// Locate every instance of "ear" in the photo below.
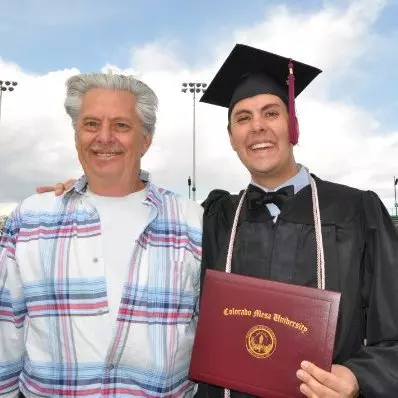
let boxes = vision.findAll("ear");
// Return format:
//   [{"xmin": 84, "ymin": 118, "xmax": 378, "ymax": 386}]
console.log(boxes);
[
  {"xmin": 141, "ymin": 133, "xmax": 153, "ymax": 156},
  {"xmin": 228, "ymin": 126, "xmax": 238, "ymax": 152},
  {"xmin": 74, "ymin": 131, "xmax": 79, "ymax": 149}
]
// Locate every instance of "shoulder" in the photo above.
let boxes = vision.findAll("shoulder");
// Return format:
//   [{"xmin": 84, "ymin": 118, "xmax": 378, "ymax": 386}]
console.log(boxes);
[
  {"xmin": 14, "ymin": 192, "xmax": 72, "ymax": 223},
  {"xmin": 360, "ymin": 190, "xmax": 395, "ymax": 230},
  {"xmin": 314, "ymin": 176, "xmax": 386, "ymax": 208},
  {"xmin": 0, "ymin": 193, "xmax": 60, "ymax": 244},
  {"xmin": 148, "ymin": 183, "xmax": 203, "ymax": 227},
  {"xmin": 314, "ymin": 176, "xmax": 363, "ymax": 202},
  {"xmin": 314, "ymin": 176, "xmax": 392, "ymax": 224},
  {"xmin": 313, "ymin": 176, "xmax": 365, "ymax": 218},
  {"xmin": 201, "ymin": 189, "xmax": 241, "ymax": 217},
  {"xmin": 19, "ymin": 192, "xmax": 63, "ymax": 212},
  {"xmin": 200, "ymin": 189, "xmax": 244, "ymax": 235},
  {"xmin": 0, "ymin": 193, "xmax": 62, "ymax": 222},
  {"xmin": 6, "ymin": 192, "xmax": 79, "ymax": 232}
]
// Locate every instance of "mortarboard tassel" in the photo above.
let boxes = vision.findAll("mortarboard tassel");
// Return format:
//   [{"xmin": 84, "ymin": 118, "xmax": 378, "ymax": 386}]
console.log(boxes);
[{"xmin": 288, "ymin": 60, "xmax": 299, "ymax": 145}]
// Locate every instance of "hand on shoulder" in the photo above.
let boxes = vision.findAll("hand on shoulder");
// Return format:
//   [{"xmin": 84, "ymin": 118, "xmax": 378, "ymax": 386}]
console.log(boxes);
[{"xmin": 36, "ymin": 179, "xmax": 76, "ymax": 196}]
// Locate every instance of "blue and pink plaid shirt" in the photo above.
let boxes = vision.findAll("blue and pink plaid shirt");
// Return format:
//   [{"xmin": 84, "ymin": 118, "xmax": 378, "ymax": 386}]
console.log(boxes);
[{"xmin": 0, "ymin": 175, "xmax": 203, "ymax": 397}]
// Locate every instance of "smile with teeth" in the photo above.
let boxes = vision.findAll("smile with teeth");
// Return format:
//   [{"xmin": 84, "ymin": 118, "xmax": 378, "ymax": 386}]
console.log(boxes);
[
  {"xmin": 250, "ymin": 142, "xmax": 275, "ymax": 150},
  {"xmin": 93, "ymin": 150, "xmax": 122, "ymax": 158}
]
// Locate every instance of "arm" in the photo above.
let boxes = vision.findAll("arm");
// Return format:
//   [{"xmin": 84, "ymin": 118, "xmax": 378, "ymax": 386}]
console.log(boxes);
[
  {"xmin": 0, "ymin": 210, "xmax": 27, "ymax": 397},
  {"xmin": 343, "ymin": 191, "xmax": 398, "ymax": 396},
  {"xmin": 195, "ymin": 191, "xmax": 234, "ymax": 398},
  {"xmin": 199, "ymin": 190, "xmax": 235, "ymax": 292},
  {"xmin": 298, "ymin": 191, "xmax": 398, "ymax": 397}
]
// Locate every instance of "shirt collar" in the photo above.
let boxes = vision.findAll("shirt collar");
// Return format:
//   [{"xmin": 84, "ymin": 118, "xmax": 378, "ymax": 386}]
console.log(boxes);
[
  {"xmin": 251, "ymin": 164, "xmax": 310, "ymax": 194},
  {"xmin": 66, "ymin": 170, "xmax": 163, "ymax": 209}
]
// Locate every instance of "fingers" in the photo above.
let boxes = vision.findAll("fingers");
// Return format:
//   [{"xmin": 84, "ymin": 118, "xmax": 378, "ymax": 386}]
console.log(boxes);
[
  {"xmin": 298, "ymin": 382, "xmax": 318, "ymax": 397},
  {"xmin": 36, "ymin": 186, "xmax": 56, "ymax": 194},
  {"xmin": 297, "ymin": 369, "xmax": 325, "ymax": 397},
  {"xmin": 54, "ymin": 183, "xmax": 67, "ymax": 196},
  {"xmin": 297, "ymin": 361, "xmax": 339, "ymax": 398},
  {"xmin": 302, "ymin": 361, "xmax": 340, "ymax": 390},
  {"xmin": 297, "ymin": 361, "xmax": 360, "ymax": 398},
  {"xmin": 64, "ymin": 179, "xmax": 76, "ymax": 191},
  {"xmin": 35, "ymin": 182, "xmax": 70, "ymax": 196}
]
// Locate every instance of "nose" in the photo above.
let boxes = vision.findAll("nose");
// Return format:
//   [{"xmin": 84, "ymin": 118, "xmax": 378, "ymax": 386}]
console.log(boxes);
[
  {"xmin": 250, "ymin": 114, "xmax": 265, "ymax": 133},
  {"xmin": 97, "ymin": 122, "xmax": 114, "ymax": 143}
]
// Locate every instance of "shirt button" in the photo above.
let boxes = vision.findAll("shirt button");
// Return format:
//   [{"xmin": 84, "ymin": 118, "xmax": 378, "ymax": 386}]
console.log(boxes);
[
  {"xmin": 107, "ymin": 364, "xmax": 115, "ymax": 371},
  {"xmin": 92, "ymin": 257, "xmax": 99, "ymax": 263}
]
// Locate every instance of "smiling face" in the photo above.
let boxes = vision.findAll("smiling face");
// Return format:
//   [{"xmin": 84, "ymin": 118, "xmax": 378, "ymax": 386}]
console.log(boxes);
[
  {"xmin": 229, "ymin": 93, "xmax": 297, "ymax": 188},
  {"xmin": 75, "ymin": 87, "xmax": 152, "ymax": 195}
]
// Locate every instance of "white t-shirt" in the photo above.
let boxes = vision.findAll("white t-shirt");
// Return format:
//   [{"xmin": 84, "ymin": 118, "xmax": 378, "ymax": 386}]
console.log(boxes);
[{"xmin": 86, "ymin": 186, "xmax": 150, "ymax": 327}]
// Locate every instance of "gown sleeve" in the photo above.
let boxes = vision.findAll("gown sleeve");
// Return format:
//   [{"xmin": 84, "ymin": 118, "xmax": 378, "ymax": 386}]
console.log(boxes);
[
  {"xmin": 200, "ymin": 190, "xmax": 236, "ymax": 291},
  {"xmin": 344, "ymin": 190, "xmax": 398, "ymax": 396},
  {"xmin": 196, "ymin": 190, "xmax": 235, "ymax": 398}
]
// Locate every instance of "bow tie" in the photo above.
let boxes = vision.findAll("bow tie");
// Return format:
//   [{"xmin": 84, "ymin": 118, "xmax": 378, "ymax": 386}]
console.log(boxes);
[{"xmin": 247, "ymin": 184, "xmax": 295, "ymax": 211}]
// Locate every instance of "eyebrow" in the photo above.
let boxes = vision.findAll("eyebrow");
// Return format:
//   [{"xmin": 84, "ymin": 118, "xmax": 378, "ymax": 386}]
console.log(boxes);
[
  {"xmin": 81, "ymin": 116, "xmax": 133, "ymax": 122},
  {"xmin": 233, "ymin": 102, "xmax": 281, "ymax": 118},
  {"xmin": 82, "ymin": 115, "xmax": 101, "ymax": 121}
]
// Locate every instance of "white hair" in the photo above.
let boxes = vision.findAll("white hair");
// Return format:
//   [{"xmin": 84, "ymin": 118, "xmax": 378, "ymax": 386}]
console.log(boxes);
[{"xmin": 64, "ymin": 73, "xmax": 158, "ymax": 135}]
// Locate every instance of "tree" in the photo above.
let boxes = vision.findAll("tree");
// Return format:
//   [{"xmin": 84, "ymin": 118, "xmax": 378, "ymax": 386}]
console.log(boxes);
[{"xmin": 0, "ymin": 214, "xmax": 8, "ymax": 236}]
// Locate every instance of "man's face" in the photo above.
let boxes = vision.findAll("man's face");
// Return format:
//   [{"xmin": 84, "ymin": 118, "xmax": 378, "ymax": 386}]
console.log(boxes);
[
  {"xmin": 75, "ymin": 88, "xmax": 152, "ymax": 186},
  {"xmin": 229, "ymin": 93, "xmax": 295, "ymax": 186}
]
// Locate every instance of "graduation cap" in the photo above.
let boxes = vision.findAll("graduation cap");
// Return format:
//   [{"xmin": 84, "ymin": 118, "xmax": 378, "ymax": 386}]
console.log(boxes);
[{"xmin": 200, "ymin": 44, "xmax": 322, "ymax": 144}]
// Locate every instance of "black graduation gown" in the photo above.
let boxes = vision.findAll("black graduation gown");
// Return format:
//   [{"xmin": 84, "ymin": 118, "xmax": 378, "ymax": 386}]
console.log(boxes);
[{"xmin": 196, "ymin": 176, "xmax": 398, "ymax": 398}]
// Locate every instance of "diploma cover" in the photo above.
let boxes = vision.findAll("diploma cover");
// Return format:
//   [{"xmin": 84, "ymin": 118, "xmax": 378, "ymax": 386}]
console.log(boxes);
[{"xmin": 189, "ymin": 269, "xmax": 341, "ymax": 397}]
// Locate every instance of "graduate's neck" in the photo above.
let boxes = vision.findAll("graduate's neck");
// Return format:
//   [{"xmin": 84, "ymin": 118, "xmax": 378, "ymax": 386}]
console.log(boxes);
[{"xmin": 251, "ymin": 161, "xmax": 299, "ymax": 190}]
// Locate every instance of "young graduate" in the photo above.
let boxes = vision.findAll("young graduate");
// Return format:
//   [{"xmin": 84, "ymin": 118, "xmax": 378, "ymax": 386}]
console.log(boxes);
[{"xmin": 197, "ymin": 44, "xmax": 398, "ymax": 398}]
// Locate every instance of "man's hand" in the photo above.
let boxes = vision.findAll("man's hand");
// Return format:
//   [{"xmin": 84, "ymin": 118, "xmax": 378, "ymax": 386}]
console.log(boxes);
[
  {"xmin": 297, "ymin": 361, "xmax": 359, "ymax": 397},
  {"xmin": 36, "ymin": 179, "xmax": 76, "ymax": 196}
]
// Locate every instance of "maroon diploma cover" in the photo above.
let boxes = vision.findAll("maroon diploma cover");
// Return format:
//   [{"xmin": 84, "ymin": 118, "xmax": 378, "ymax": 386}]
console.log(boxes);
[{"xmin": 189, "ymin": 269, "xmax": 341, "ymax": 397}]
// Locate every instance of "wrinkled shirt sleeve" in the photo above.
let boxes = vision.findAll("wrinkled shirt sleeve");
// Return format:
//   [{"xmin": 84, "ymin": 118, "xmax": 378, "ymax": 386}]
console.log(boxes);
[{"xmin": 0, "ymin": 208, "xmax": 26, "ymax": 397}]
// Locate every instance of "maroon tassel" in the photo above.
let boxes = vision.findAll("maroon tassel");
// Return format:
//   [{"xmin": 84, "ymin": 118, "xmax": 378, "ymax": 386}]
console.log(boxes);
[{"xmin": 288, "ymin": 59, "xmax": 299, "ymax": 145}]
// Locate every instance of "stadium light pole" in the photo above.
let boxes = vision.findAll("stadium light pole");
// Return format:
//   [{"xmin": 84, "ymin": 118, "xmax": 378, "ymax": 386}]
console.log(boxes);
[
  {"xmin": 181, "ymin": 82, "xmax": 207, "ymax": 201},
  {"xmin": 0, "ymin": 80, "xmax": 18, "ymax": 121},
  {"xmin": 394, "ymin": 176, "xmax": 398, "ymax": 216}
]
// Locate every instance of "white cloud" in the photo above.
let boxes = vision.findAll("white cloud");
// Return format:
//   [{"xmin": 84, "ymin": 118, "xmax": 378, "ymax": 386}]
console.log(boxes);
[
  {"xmin": 0, "ymin": 203, "xmax": 17, "ymax": 216},
  {"xmin": 0, "ymin": 63, "xmax": 82, "ymax": 203},
  {"xmin": 0, "ymin": 0, "xmax": 397, "ymax": 215},
  {"xmin": 131, "ymin": 41, "xmax": 186, "ymax": 73}
]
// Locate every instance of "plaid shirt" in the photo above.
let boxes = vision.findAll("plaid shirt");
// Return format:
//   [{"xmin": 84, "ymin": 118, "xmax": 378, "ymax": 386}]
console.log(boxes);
[{"xmin": 0, "ymin": 175, "xmax": 203, "ymax": 397}]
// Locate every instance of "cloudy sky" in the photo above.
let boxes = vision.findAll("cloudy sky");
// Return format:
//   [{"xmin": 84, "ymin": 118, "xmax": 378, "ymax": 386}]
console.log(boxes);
[{"xmin": 0, "ymin": 0, "xmax": 398, "ymax": 215}]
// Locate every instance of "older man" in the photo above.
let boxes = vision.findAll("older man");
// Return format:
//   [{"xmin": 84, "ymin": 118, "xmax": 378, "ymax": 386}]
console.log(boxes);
[{"xmin": 0, "ymin": 74, "xmax": 202, "ymax": 397}]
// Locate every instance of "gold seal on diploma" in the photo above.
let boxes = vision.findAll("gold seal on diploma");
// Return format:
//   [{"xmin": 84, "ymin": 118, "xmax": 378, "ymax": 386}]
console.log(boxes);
[{"xmin": 246, "ymin": 325, "xmax": 276, "ymax": 359}]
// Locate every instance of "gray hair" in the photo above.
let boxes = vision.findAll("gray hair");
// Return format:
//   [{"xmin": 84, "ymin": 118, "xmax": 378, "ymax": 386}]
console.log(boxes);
[{"xmin": 64, "ymin": 73, "xmax": 158, "ymax": 135}]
